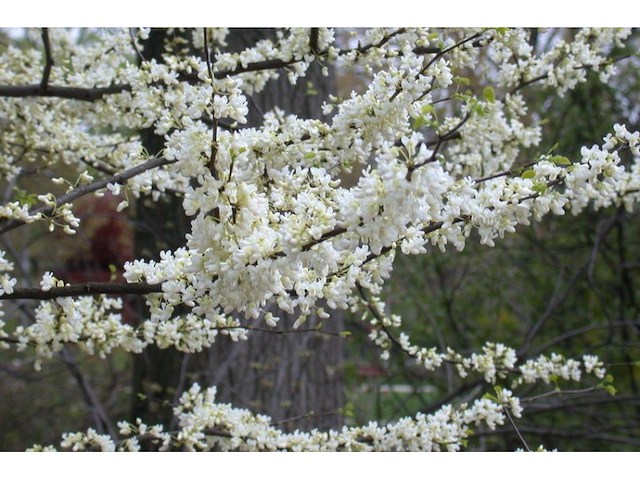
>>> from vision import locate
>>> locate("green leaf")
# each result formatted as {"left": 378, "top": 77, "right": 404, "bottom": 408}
{"left": 306, "top": 81, "right": 318, "bottom": 96}
{"left": 483, "top": 86, "right": 496, "bottom": 103}
{"left": 340, "top": 330, "right": 352, "bottom": 338}
{"left": 341, "top": 402, "right": 355, "bottom": 418}
{"left": 304, "top": 152, "right": 316, "bottom": 159}
{"left": 472, "top": 103, "right": 488, "bottom": 116}
{"left": 521, "top": 169, "right": 535, "bottom": 179}
{"left": 533, "top": 181, "right": 547, "bottom": 194}
{"left": 14, "top": 188, "right": 38, "bottom": 208}
{"left": 421, "top": 104, "right": 435, "bottom": 115}
{"left": 412, "top": 116, "right": 426, "bottom": 131}
{"left": 550, "top": 155, "right": 571, "bottom": 166}
{"left": 230, "top": 147, "right": 247, "bottom": 160}
{"left": 605, "top": 385, "right": 617, "bottom": 396}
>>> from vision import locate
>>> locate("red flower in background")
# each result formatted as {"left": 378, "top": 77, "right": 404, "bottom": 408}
{"left": 55, "top": 193, "right": 136, "bottom": 323}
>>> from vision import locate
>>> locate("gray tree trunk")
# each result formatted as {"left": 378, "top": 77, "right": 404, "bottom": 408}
{"left": 201, "top": 29, "right": 345, "bottom": 432}
{"left": 132, "top": 28, "right": 345, "bottom": 433}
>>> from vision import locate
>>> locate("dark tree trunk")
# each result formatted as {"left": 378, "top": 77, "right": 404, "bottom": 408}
{"left": 130, "top": 28, "right": 345, "bottom": 433}
{"left": 129, "top": 28, "right": 192, "bottom": 428}
{"left": 202, "top": 29, "right": 345, "bottom": 432}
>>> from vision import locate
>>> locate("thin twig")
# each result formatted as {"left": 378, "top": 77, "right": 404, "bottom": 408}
{"left": 502, "top": 402, "right": 532, "bottom": 452}
{"left": 0, "top": 155, "right": 176, "bottom": 235}
{"left": 40, "top": 28, "right": 54, "bottom": 92}
{"left": 169, "top": 353, "right": 192, "bottom": 431}
{"left": 216, "top": 325, "right": 345, "bottom": 337}
{"left": 60, "top": 346, "right": 117, "bottom": 438}
{"left": 270, "top": 409, "right": 339, "bottom": 427}
{"left": 522, "top": 386, "right": 599, "bottom": 403}
{"left": 203, "top": 28, "right": 218, "bottom": 179}
{"left": 129, "top": 28, "right": 146, "bottom": 62}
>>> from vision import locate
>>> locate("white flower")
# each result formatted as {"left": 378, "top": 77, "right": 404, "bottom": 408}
{"left": 40, "top": 272, "right": 56, "bottom": 291}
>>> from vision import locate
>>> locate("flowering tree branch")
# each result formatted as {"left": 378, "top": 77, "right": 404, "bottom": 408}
{"left": 0, "top": 281, "right": 162, "bottom": 300}
{"left": 0, "top": 156, "right": 176, "bottom": 235}
{"left": 0, "top": 84, "right": 131, "bottom": 101}
{"left": 0, "top": 27, "right": 638, "bottom": 452}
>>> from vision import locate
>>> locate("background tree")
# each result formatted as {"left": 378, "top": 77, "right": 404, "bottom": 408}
{"left": 344, "top": 29, "right": 640, "bottom": 450}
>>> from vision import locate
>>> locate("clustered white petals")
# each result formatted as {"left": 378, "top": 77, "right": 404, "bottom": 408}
{"left": 35, "top": 382, "right": 516, "bottom": 452}
{"left": 0, "top": 27, "right": 638, "bottom": 452}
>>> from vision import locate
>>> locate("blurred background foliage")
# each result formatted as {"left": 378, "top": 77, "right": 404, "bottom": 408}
{"left": 341, "top": 29, "right": 640, "bottom": 450}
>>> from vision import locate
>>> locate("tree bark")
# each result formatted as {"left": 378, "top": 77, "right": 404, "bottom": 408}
{"left": 130, "top": 28, "right": 345, "bottom": 432}
{"left": 129, "top": 28, "right": 192, "bottom": 428}
{"left": 201, "top": 29, "right": 345, "bottom": 431}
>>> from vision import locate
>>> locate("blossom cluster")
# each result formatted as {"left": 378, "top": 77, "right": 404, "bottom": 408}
{"left": 31, "top": 382, "right": 517, "bottom": 452}
{"left": 6, "top": 272, "right": 246, "bottom": 368}
{"left": 362, "top": 292, "right": 606, "bottom": 386}
{"left": 14, "top": 277, "right": 141, "bottom": 371}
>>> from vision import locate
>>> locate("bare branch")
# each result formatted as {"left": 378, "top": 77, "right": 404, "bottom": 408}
{"left": 309, "top": 28, "right": 319, "bottom": 54}
{"left": 40, "top": 28, "right": 54, "bottom": 92}
{"left": 217, "top": 325, "right": 345, "bottom": 337}
{"left": 0, "top": 281, "right": 163, "bottom": 300}
{"left": 0, "top": 84, "right": 131, "bottom": 101}
{"left": 60, "top": 347, "right": 117, "bottom": 438}
{"left": 215, "top": 57, "right": 305, "bottom": 78}
{"left": 203, "top": 28, "right": 219, "bottom": 179}
{"left": 129, "top": 28, "right": 146, "bottom": 62}
{"left": 502, "top": 402, "right": 532, "bottom": 452}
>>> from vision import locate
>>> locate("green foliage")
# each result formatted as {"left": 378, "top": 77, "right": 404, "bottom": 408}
{"left": 347, "top": 37, "right": 640, "bottom": 449}
{"left": 482, "top": 86, "right": 496, "bottom": 103}
{"left": 550, "top": 155, "right": 571, "bottom": 166}
{"left": 13, "top": 187, "right": 38, "bottom": 208}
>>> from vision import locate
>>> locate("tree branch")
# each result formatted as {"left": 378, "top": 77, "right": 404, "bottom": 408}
{"left": 509, "top": 54, "right": 633, "bottom": 95}
{"left": 129, "top": 28, "right": 146, "bottom": 62}
{"left": 60, "top": 347, "right": 117, "bottom": 438}
{"left": 0, "top": 155, "right": 176, "bottom": 235}
{"left": 203, "top": 28, "right": 219, "bottom": 179}
{"left": 501, "top": 401, "right": 531, "bottom": 452}
{"left": 40, "top": 28, "right": 53, "bottom": 92}
{"left": 309, "top": 28, "right": 319, "bottom": 55}
{"left": 0, "top": 281, "right": 163, "bottom": 300}
{"left": 0, "top": 84, "right": 131, "bottom": 101}
{"left": 0, "top": 29, "right": 451, "bottom": 104}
